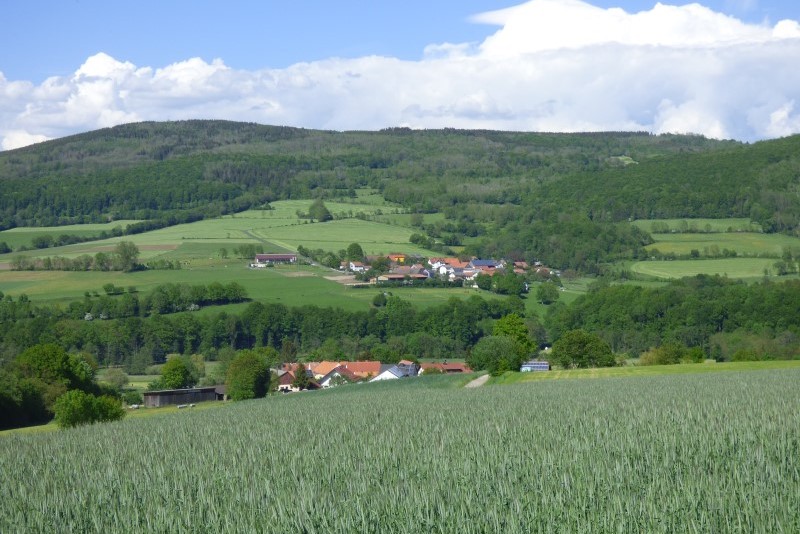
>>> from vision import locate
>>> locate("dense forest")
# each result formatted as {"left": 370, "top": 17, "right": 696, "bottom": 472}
{"left": 3, "top": 121, "right": 799, "bottom": 270}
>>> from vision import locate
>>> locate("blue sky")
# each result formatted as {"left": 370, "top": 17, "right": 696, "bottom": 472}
{"left": 1, "top": 0, "right": 799, "bottom": 148}
{"left": 2, "top": 0, "right": 796, "bottom": 81}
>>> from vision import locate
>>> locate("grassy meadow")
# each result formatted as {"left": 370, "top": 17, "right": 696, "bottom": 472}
{"left": 630, "top": 257, "right": 779, "bottom": 280}
{"left": 0, "top": 220, "right": 140, "bottom": 250}
{"left": 644, "top": 231, "right": 800, "bottom": 257}
{"left": 1, "top": 368, "right": 797, "bottom": 531}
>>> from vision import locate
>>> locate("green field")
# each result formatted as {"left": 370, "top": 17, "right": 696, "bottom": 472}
{"left": 644, "top": 232, "right": 800, "bottom": 257}
{"left": 630, "top": 257, "right": 779, "bottom": 279}
{"left": 2, "top": 369, "right": 797, "bottom": 531}
{"left": 0, "top": 259, "right": 508, "bottom": 311}
{"left": 0, "top": 221, "right": 140, "bottom": 250}
{"left": 491, "top": 359, "right": 800, "bottom": 385}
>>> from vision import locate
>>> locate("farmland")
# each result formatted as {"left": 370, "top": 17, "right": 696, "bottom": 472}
{"left": 1, "top": 368, "right": 797, "bottom": 531}
{"left": 0, "top": 196, "right": 460, "bottom": 309}
{"left": 629, "top": 257, "right": 779, "bottom": 280}
{"left": 644, "top": 231, "right": 800, "bottom": 258}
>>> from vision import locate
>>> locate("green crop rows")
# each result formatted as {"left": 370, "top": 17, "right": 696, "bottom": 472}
{"left": 1, "top": 370, "right": 798, "bottom": 532}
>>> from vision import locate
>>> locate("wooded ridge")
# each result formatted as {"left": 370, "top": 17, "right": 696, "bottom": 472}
{"left": 3, "top": 120, "right": 798, "bottom": 271}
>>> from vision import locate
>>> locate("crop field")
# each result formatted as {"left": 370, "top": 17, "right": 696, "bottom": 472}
{"left": 630, "top": 257, "right": 779, "bottom": 279}
{"left": 1, "top": 369, "right": 797, "bottom": 532}
{"left": 644, "top": 232, "right": 800, "bottom": 257}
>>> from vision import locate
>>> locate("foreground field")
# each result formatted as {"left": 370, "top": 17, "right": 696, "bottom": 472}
{"left": 1, "top": 369, "right": 797, "bottom": 532}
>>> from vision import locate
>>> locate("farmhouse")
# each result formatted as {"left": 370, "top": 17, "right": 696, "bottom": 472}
{"left": 143, "top": 386, "right": 226, "bottom": 408}
{"left": 251, "top": 253, "right": 297, "bottom": 267}
{"left": 318, "top": 365, "right": 362, "bottom": 387}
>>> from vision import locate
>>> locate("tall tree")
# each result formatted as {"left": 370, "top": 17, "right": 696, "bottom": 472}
{"left": 114, "top": 241, "right": 140, "bottom": 272}
{"left": 551, "top": 329, "right": 615, "bottom": 369}
{"left": 308, "top": 199, "right": 332, "bottom": 222}
{"left": 346, "top": 242, "right": 365, "bottom": 261}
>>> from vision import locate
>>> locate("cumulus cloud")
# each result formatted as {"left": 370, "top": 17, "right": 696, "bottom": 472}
{"left": 1, "top": 0, "right": 800, "bottom": 150}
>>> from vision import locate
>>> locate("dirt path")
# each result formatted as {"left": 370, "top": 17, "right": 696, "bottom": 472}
{"left": 464, "top": 374, "right": 490, "bottom": 388}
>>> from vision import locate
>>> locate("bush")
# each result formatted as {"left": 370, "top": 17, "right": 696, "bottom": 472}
{"left": 122, "top": 390, "right": 143, "bottom": 405}
{"left": 226, "top": 351, "right": 270, "bottom": 401}
{"left": 53, "top": 390, "right": 125, "bottom": 429}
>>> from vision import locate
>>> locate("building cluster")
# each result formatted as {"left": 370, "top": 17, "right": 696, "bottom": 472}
{"left": 275, "top": 360, "right": 472, "bottom": 393}
{"left": 342, "top": 254, "right": 554, "bottom": 283}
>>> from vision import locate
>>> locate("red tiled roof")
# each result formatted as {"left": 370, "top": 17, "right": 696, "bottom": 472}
{"left": 312, "top": 361, "right": 341, "bottom": 377}
{"left": 341, "top": 361, "right": 382, "bottom": 377}
{"left": 420, "top": 362, "right": 472, "bottom": 373}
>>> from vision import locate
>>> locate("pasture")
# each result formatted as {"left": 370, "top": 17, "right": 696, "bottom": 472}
{"left": 630, "top": 257, "right": 779, "bottom": 279}
{"left": 0, "top": 220, "right": 139, "bottom": 250}
{"left": 1, "top": 369, "right": 797, "bottom": 531}
{"left": 644, "top": 232, "right": 800, "bottom": 257}
{"left": 0, "top": 259, "right": 505, "bottom": 311}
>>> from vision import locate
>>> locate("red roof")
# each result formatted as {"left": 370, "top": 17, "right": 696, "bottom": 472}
{"left": 341, "top": 361, "right": 383, "bottom": 378}
{"left": 420, "top": 362, "right": 472, "bottom": 373}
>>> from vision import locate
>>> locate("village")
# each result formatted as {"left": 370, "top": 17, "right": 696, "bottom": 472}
{"left": 250, "top": 251, "right": 558, "bottom": 287}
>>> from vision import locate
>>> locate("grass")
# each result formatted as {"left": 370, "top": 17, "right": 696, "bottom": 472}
{"left": 489, "top": 359, "right": 800, "bottom": 385}
{"left": 630, "top": 257, "right": 779, "bottom": 279}
{"left": 0, "top": 221, "right": 140, "bottom": 250}
{"left": 249, "top": 218, "right": 432, "bottom": 256}
{"left": 644, "top": 232, "right": 800, "bottom": 257}
{"left": 0, "top": 260, "right": 510, "bottom": 311}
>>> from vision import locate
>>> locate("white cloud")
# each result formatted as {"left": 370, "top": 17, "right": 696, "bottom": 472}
{"left": 1, "top": 0, "right": 799, "bottom": 150}
{"left": 1, "top": 130, "right": 50, "bottom": 151}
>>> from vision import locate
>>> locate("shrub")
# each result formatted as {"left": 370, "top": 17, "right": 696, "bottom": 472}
{"left": 226, "top": 351, "right": 270, "bottom": 401}
{"left": 122, "top": 390, "right": 143, "bottom": 405}
{"left": 54, "top": 390, "right": 125, "bottom": 429}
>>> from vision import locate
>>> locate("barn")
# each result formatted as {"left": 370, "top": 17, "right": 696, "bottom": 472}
{"left": 251, "top": 253, "right": 297, "bottom": 267}
{"left": 143, "top": 386, "right": 226, "bottom": 408}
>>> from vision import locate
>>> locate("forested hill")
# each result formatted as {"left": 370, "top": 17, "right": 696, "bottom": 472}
{"left": 1, "top": 120, "right": 798, "bottom": 269}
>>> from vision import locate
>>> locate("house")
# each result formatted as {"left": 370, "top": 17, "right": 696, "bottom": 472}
{"left": 419, "top": 362, "right": 472, "bottom": 375}
{"left": 340, "top": 361, "right": 389, "bottom": 379}
{"left": 387, "top": 253, "right": 406, "bottom": 264}
{"left": 310, "top": 360, "right": 342, "bottom": 380}
{"left": 520, "top": 360, "right": 551, "bottom": 372}
{"left": 349, "top": 261, "right": 367, "bottom": 273}
{"left": 469, "top": 259, "right": 503, "bottom": 270}
{"left": 276, "top": 369, "right": 320, "bottom": 392}
{"left": 251, "top": 253, "right": 297, "bottom": 267}
{"left": 370, "top": 361, "right": 419, "bottom": 382}
{"left": 318, "top": 366, "right": 361, "bottom": 388}
{"left": 143, "top": 386, "right": 226, "bottom": 408}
